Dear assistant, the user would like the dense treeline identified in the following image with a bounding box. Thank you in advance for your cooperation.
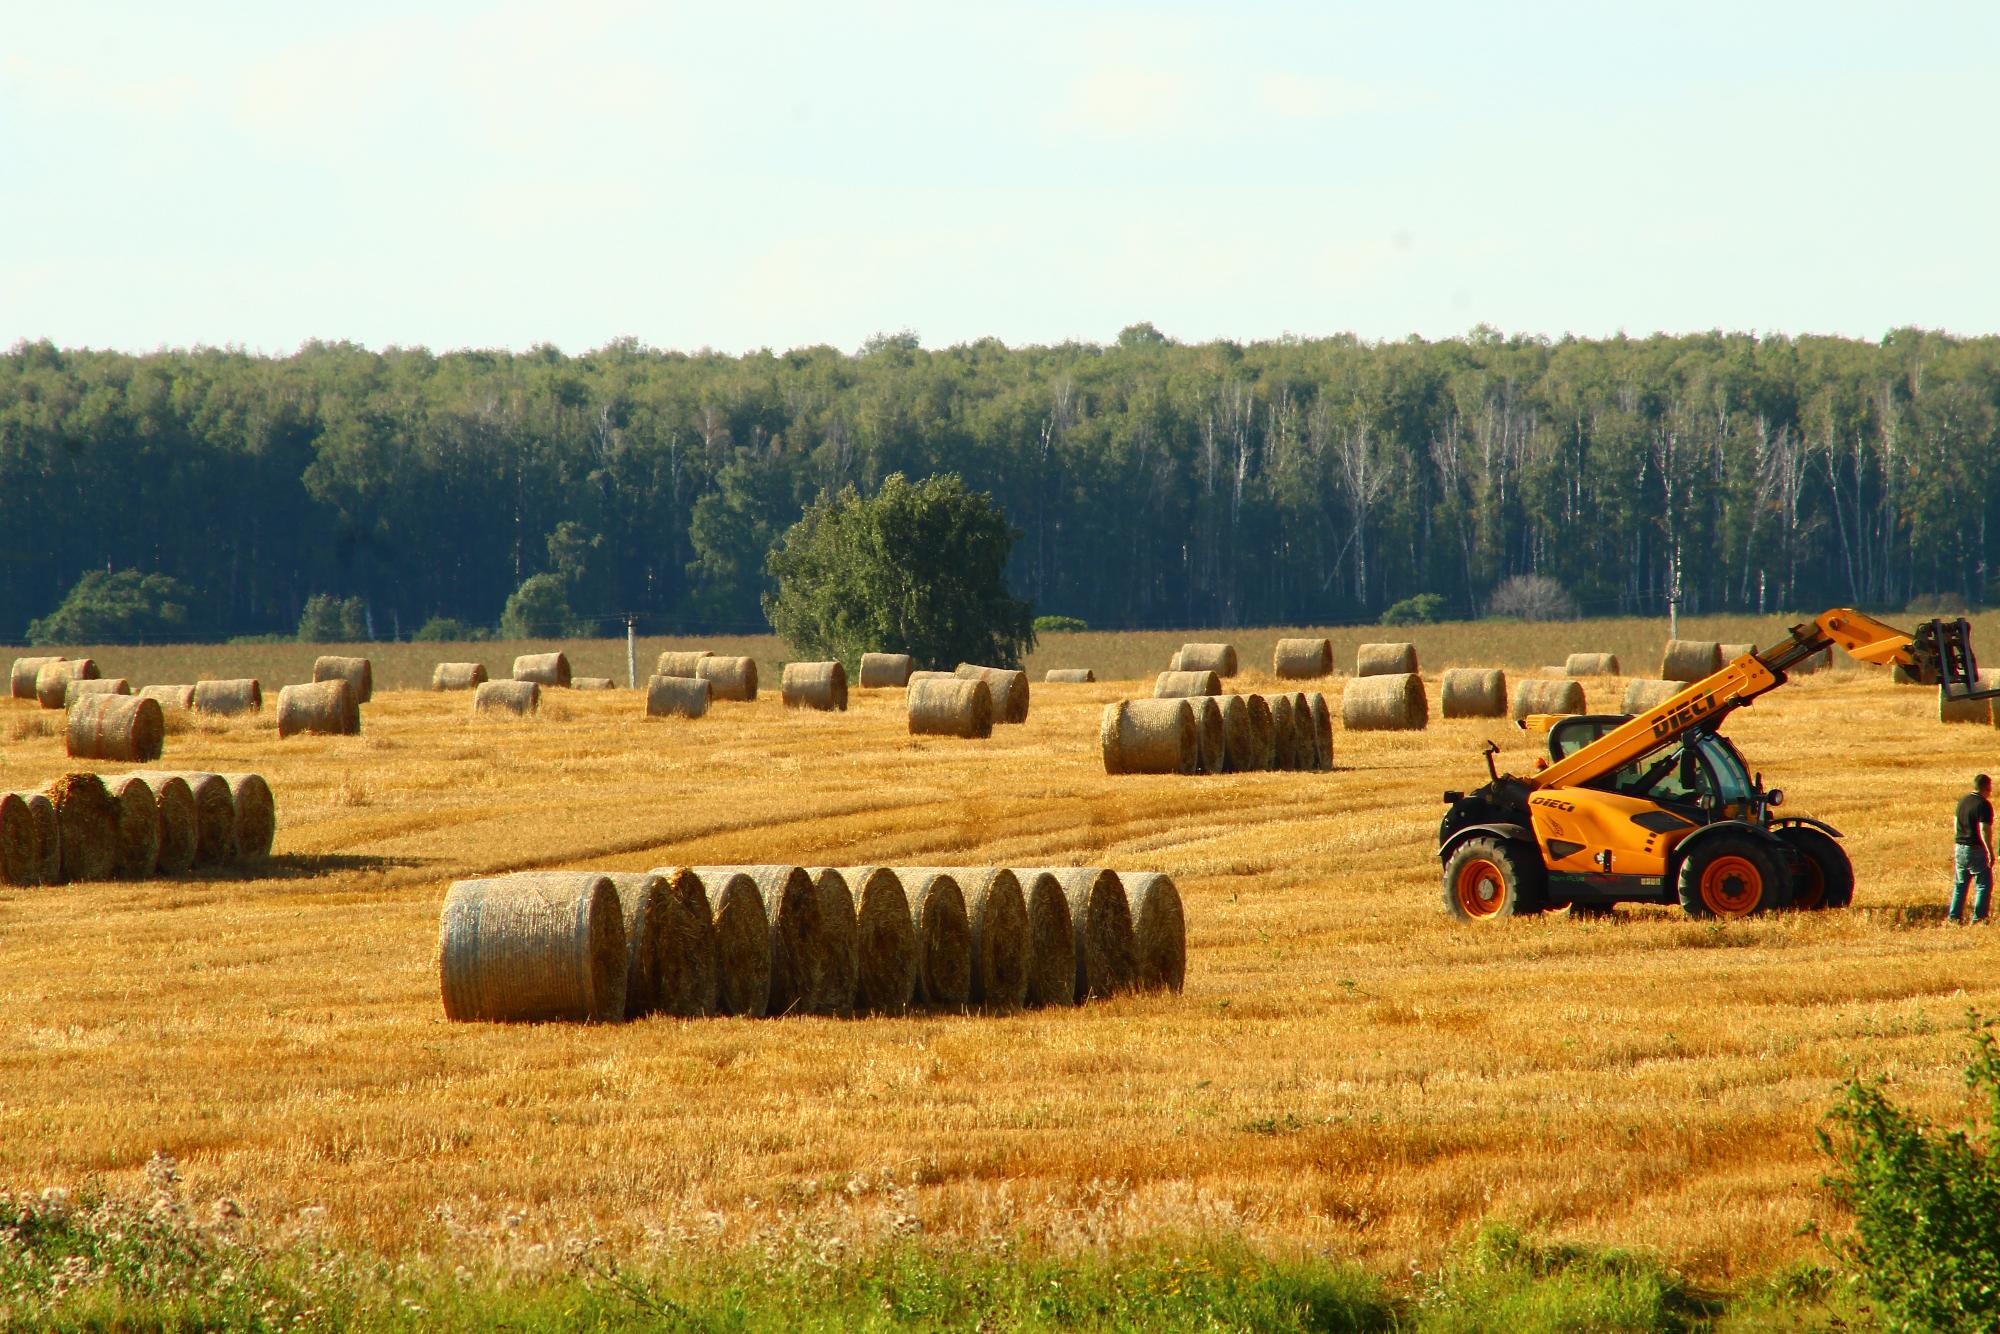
[2,325,1995,641]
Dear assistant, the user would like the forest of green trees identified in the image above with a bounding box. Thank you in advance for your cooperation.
[1,325,1994,643]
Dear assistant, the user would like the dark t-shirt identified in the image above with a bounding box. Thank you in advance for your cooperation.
[1958,792,1995,845]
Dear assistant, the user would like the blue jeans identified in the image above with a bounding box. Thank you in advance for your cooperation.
[1949,844,1992,923]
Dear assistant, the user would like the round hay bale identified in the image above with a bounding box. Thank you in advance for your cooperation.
[220,773,275,861]
[692,868,769,1017]
[1174,643,1239,677]
[122,775,195,875]
[1025,867,1136,1001]
[1243,693,1277,770]
[1660,640,1722,683]
[103,776,160,879]
[0,793,39,886]
[907,670,956,683]
[1511,678,1587,721]
[1564,653,1620,677]
[24,793,59,884]
[64,677,131,708]
[1154,670,1221,699]
[1285,692,1318,768]
[832,866,918,1015]
[808,868,859,1017]
[512,652,570,688]
[1273,638,1333,679]
[571,677,615,690]
[858,653,913,688]
[1215,695,1254,772]
[922,868,1028,1012]
[138,684,197,711]
[890,869,972,1010]
[1356,642,1418,677]
[1016,870,1075,1008]
[437,873,626,1023]
[1267,695,1298,768]
[1940,673,2000,724]
[646,675,711,719]
[312,656,372,704]
[654,650,711,678]
[1126,872,1186,993]
[1440,669,1507,718]
[1099,698,1196,775]
[954,664,1029,723]
[1340,673,1428,732]
[131,772,235,866]
[45,772,120,882]
[1044,668,1096,683]
[1719,642,1755,662]
[697,656,758,701]
[66,694,163,763]
[1621,679,1680,714]
[36,659,97,710]
[193,679,262,716]
[1309,693,1334,771]
[606,872,667,1018]
[909,677,992,739]
[431,662,489,691]
[277,680,359,737]
[646,866,720,1019]
[11,656,62,701]
[781,660,848,712]
[1193,696,1225,774]
[693,865,832,1017]
[474,680,539,717]
[1792,647,1832,675]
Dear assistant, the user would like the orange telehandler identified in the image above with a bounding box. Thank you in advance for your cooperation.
[1439,610,2000,921]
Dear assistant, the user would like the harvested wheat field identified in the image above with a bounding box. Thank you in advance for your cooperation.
[0,636,1998,1286]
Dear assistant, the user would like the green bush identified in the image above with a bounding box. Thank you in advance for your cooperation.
[1820,1013,2000,1332]
[1034,614,1089,633]
[499,574,576,640]
[1379,593,1445,627]
[26,569,197,645]
[298,593,368,642]
[414,616,484,642]
[1413,1223,1714,1332]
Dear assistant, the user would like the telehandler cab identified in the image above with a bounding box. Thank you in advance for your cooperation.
[1438,611,2000,922]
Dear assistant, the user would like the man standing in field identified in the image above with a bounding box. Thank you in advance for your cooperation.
[1949,773,1994,924]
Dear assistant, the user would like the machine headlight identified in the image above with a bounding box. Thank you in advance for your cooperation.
[1766,788,1785,808]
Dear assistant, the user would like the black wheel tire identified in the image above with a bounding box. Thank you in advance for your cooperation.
[1676,835,1790,919]
[1442,838,1546,922]
[1777,826,1854,910]
[1567,903,1617,921]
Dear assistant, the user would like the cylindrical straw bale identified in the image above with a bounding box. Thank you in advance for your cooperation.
[0,793,39,886]
[654,650,711,678]
[606,872,667,1019]
[693,866,831,1017]
[193,679,262,716]
[1193,696,1225,774]
[646,675,711,719]
[926,868,1028,1012]
[36,659,98,710]
[890,869,972,1009]
[121,775,195,875]
[1273,638,1333,679]
[45,773,120,882]
[1244,693,1277,770]
[131,772,235,866]
[1126,872,1187,993]
[1940,673,2000,724]
[1174,643,1239,677]
[1100,698,1196,775]
[1564,653,1621,677]
[1154,670,1221,699]
[692,868,770,1017]
[781,660,848,712]
[64,677,131,708]
[437,873,626,1023]
[277,680,359,737]
[474,680,539,717]
[1719,643,1755,663]
[909,678,993,739]
[831,867,918,1015]
[11,656,62,701]
[1025,867,1136,1001]
[1215,694,1254,772]
[220,773,275,861]
[312,655,372,704]
[1044,668,1096,683]
[808,868,858,1017]
[645,866,720,1019]
[432,663,489,691]
[859,653,913,688]
[1793,648,1832,675]
[1341,673,1428,732]
[1511,678,1587,721]
[1309,693,1334,771]
[1356,642,1418,677]
[1267,695,1298,768]
[25,793,59,884]
[1660,640,1722,683]
[954,664,1028,723]
[103,776,160,879]
[512,652,570,688]
[908,670,955,683]
[697,655,758,701]
[1440,669,1508,719]
[572,677,615,690]
[1016,870,1075,1007]
[1286,692,1320,768]
[66,694,164,763]
[138,684,197,711]
[1622,679,1681,714]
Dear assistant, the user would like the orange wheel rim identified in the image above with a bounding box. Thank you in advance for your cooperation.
[1455,859,1506,918]
[1793,856,1825,910]
[1699,854,1763,916]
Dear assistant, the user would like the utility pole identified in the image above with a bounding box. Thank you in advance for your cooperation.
[1668,546,1682,641]
[625,615,637,690]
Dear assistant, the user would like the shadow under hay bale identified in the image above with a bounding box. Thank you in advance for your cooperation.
[1660,640,1722,683]
[1126,872,1186,993]
[432,662,488,691]
[781,661,847,712]
[1025,867,1136,1002]
[1100,698,1195,775]
[1193,697,1225,774]
[36,659,98,710]
[312,655,372,704]
[927,868,1028,1012]
[1341,673,1428,732]
[1154,670,1221,699]
[646,675,711,719]
[1273,637,1333,679]
[474,680,539,717]
[1356,642,1417,677]
[1440,669,1507,719]
[808,868,858,1017]
[0,793,39,886]
[1017,870,1075,1008]
[698,655,758,701]
[438,873,627,1023]
[890,868,972,1010]
[278,680,359,738]
[647,866,720,1019]
[1044,668,1096,683]
[859,653,913,688]
[1622,679,1680,714]
[193,679,262,716]
[829,866,918,1015]
[1512,678,1587,721]
[67,693,163,763]
[1564,653,1620,677]
[46,772,119,883]
[1173,642,1238,676]
[954,664,1028,723]
[221,774,275,861]
[512,652,570,688]
[139,684,197,711]
[908,677,992,738]
[11,656,63,701]
[103,776,159,879]
[691,868,770,1017]
[655,650,711,678]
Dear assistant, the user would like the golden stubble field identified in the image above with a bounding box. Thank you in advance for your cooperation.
[3,627,2000,1284]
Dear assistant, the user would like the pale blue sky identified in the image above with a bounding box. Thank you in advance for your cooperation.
[3,2,1994,354]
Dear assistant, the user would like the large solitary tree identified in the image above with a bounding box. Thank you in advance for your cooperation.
[763,473,1036,671]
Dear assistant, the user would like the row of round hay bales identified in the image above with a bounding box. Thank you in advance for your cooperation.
[135,680,262,717]
[0,770,273,886]
[437,865,1184,1023]
[654,651,759,701]
[1103,693,1331,774]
